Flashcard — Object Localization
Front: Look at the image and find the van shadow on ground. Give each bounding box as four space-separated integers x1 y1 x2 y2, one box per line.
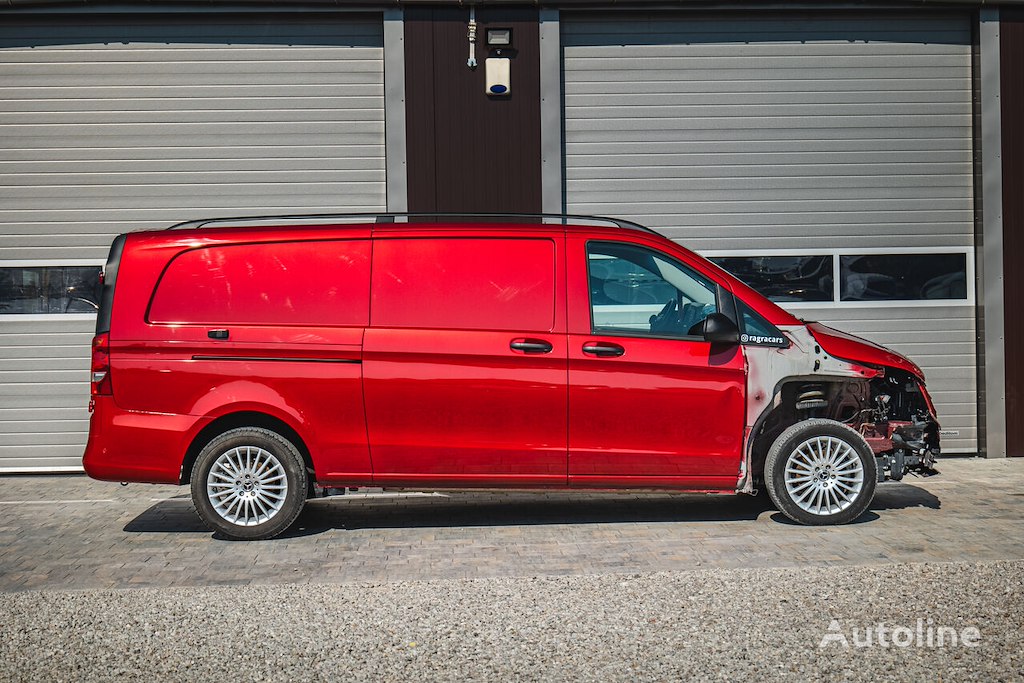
767 481 941 525
122 482 940 538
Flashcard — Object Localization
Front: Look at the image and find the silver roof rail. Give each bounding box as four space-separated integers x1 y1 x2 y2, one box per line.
166 212 658 235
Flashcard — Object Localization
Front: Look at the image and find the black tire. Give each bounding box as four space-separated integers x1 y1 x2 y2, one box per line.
764 419 877 526
190 427 308 540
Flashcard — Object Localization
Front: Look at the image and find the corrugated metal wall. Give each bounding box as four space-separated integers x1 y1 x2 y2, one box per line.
0 319 95 470
0 13 385 470
562 12 978 452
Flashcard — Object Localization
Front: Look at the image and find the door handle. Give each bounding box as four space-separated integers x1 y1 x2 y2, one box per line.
208 329 230 340
510 338 553 354
582 342 625 357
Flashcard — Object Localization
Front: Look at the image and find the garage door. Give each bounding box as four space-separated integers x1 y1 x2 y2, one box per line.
0 13 385 471
562 12 977 452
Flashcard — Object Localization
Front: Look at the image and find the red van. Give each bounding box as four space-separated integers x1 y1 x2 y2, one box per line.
83 214 939 539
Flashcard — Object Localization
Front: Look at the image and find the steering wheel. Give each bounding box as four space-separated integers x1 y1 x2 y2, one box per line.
649 298 677 333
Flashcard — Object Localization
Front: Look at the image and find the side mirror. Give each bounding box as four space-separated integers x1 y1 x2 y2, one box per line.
701 312 740 344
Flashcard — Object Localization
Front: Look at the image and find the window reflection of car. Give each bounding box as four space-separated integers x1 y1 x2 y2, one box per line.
65 294 100 312
710 255 832 302
920 272 966 299
0 266 102 314
755 284 831 302
840 255 966 302
840 261 905 301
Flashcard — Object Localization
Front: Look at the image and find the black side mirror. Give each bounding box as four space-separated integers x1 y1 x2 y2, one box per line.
701 312 740 344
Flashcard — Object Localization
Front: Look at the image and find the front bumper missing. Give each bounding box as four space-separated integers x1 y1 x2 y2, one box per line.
862 411 941 482
877 446 940 482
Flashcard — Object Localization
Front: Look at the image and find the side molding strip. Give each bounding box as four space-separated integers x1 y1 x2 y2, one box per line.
192 356 362 364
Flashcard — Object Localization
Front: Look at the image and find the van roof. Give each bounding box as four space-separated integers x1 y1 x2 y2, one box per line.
165 212 660 235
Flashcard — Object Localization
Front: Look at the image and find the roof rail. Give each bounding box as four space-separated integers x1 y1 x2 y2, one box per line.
166 212 658 235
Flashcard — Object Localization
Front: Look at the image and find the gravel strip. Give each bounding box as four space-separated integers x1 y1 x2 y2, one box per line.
2 560 1021 683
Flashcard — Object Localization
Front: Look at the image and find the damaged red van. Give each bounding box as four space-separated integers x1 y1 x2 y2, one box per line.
83 214 940 540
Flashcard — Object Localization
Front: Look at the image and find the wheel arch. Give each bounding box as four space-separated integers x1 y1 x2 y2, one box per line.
747 375 872 487
180 411 315 486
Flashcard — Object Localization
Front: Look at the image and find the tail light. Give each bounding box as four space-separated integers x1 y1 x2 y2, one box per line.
91 333 112 396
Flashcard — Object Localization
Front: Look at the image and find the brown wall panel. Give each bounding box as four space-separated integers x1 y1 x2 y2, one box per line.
404 6 542 214
1002 9 1024 455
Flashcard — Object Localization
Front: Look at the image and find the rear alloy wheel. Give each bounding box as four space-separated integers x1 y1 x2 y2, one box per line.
191 427 307 540
764 419 877 526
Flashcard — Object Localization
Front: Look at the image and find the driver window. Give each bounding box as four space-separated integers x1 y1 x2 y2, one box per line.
588 242 718 338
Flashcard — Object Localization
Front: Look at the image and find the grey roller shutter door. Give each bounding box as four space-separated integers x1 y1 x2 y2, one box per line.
563 13 977 452
0 13 385 471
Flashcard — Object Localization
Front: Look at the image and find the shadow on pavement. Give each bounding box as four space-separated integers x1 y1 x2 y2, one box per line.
124 491 778 537
123 498 207 534
769 482 941 525
123 484 940 538
871 481 942 511
295 493 779 535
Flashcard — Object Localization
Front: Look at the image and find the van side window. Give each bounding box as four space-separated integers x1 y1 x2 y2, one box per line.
371 238 556 331
588 242 718 338
148 240 371 326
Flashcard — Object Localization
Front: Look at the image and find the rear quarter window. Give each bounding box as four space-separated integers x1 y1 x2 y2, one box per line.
148 240 371 326
370 238 556 331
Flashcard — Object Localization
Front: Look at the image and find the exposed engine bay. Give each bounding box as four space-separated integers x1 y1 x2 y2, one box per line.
755 368 941 483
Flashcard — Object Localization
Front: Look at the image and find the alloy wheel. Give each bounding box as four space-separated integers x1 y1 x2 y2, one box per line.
783 435 865 516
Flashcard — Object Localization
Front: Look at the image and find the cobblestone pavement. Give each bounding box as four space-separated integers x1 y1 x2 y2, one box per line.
0 457 1021 592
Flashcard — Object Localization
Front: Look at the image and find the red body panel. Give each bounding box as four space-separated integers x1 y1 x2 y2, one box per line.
363 328 568 484
370 236 557 331
806 322 925 381
83 396 207 483
363 233 568 485
107 328 372 482
149 239 371 326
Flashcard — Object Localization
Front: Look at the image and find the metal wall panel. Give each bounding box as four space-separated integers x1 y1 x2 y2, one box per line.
0 319 94 471
563 13 973 251
0 14 385 261
0 13 385 471
563 12 978 452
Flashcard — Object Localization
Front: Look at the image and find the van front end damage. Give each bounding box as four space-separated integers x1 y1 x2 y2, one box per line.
751 371 940 487
857 369 940 481
739 324 940 494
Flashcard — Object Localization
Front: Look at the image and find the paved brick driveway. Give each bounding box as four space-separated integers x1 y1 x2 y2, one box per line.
1 457 1021 592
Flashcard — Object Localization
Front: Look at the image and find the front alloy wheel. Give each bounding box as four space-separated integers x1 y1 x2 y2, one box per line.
765 419 877 526
784 435 865 516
